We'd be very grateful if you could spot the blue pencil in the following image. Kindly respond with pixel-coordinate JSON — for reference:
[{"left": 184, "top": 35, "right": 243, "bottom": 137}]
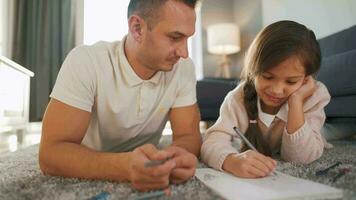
[
  {"left": 89, "top": 191, "right": 110, "bottom": 200},
  {"left": 129, "top": 190, "right": 167, "bottom": 200}
]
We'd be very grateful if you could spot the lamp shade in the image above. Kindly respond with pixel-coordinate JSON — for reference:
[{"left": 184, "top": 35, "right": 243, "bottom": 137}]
[{"left": 207, "top": 23, "right": 240, "bottom": 55}]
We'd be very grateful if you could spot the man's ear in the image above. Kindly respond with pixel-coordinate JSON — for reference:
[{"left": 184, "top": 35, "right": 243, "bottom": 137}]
[{"left": 128, "top": 15, "right": 145, "bottom": 42}]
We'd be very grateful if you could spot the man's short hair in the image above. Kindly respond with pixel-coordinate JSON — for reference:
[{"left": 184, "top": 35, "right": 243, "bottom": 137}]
[{"left": 127, "top": 0, "right": 198, "bottom": 29}]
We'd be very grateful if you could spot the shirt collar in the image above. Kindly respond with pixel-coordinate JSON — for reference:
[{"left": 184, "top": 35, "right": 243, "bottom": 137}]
[
  {"left": 118, "top": 35, "right": 163, "bottom": 87},
  {"left": 257, "top": 97, "right": 288, "bottom": 127}
]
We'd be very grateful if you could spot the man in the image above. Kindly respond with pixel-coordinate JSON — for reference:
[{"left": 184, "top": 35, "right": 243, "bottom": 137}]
[{"left": 39, "top": 0, "right": 201, "bottom": 191}]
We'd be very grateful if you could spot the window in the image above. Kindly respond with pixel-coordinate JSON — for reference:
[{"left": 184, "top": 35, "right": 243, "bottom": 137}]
[{"left": 84, "top": 0, "right": 130, "bottom": 45}]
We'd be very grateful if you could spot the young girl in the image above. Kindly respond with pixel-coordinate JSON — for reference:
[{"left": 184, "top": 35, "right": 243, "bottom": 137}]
[{"left": 201, "top": 20, "right": 331, "bottom": 178}]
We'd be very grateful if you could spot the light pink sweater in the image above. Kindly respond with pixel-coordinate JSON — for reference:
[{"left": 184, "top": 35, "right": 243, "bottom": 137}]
[{"left": 201, "top": 81, "right": 331, "bottom": 171}]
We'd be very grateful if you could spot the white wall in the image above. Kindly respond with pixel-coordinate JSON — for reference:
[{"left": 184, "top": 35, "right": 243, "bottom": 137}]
[
  {"left": 201, "top": 0, "right": 262, "bottom": 78},
  {"left": 233, "top": 0, "right": 262, "bottom": 77},
  {"left": 201, "top": 0, "right": 356, "bottom": 78},
  {"left": 262, "top": 0, "right": 356, "bottom": 39},
  {"left": 201, "top": 0, "right": 235, "bottom": 78}
]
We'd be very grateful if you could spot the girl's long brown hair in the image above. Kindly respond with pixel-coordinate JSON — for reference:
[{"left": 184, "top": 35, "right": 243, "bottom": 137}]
[{"left": 240, "top": 20, "right": 321, "bottom": 155}]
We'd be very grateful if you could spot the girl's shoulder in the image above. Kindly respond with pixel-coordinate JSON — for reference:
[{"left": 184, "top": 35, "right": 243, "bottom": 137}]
[
  {"left": 316, "top": 80, "right": 330, "bottom": 93},
  {"left": 225, "top": 81, "right": 246, "bottom": 103},
  {"left": 314, "top": 81, "right": 331, "bottom": 100},
  {"left": 304, "top": 81, "right": 331, "bottom": 110}
]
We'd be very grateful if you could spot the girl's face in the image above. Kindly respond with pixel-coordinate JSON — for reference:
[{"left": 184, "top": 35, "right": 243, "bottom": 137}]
[{"left": 255, "top": 56, "right": 306, "bottom": 114}]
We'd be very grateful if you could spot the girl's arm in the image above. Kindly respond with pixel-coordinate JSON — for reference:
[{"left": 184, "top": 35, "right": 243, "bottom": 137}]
[
  {"left": 201, "top": 86, "right": 276, "bottom": 177},
  {"left": 281, "top": 80, "right": 331, "bottom": 164},
  {"left": 286, "top": 77, "right": 317, "bottom": 133},
  {"left": 200, "top": 91, "right": 243, "bottom": 170}
]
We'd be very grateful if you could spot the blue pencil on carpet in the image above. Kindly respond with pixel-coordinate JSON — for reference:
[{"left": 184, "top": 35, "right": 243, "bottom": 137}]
[
  {"left": 129, "top": 188, "right": 171, "bottom": 200},
  {"left": 89, "top": 191, "right": 110, "bottom": 200}
]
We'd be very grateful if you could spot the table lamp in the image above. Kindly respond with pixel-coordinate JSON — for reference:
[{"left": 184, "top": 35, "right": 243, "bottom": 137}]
[{"left": 207, "top": 23, "right": 240, "bottom": 78}]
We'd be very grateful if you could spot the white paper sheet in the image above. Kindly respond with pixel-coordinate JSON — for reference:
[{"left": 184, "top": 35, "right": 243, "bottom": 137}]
[{"left": 195, "top": 168, "right": 343, "bottom": 200}]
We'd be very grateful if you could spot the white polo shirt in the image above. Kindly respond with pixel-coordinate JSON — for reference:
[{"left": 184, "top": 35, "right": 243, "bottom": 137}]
[{"left": 50, "top": 38, "right": 197, "bottom": 152}]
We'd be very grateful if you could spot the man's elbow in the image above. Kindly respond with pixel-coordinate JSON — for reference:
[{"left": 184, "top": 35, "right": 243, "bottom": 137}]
[
  {"left": 38, "top": 146, "right": 54, "bottom": 175},
  {"left": 195, "top": 136, "right": 203, "bottom": 157},
  {"left": 189, "top": 132, "right": 202, "bottom": 157}
]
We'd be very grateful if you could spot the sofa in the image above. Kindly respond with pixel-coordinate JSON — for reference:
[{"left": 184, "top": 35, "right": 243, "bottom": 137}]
[
  {"left": 197, "top": 25, "right": 356, "bottom": 138},
  {"left": 196, "top": 77, "right": 238, "bottom": 121},
  {"left": 317, "top": 25, "right": 356, "bottom": 139}
]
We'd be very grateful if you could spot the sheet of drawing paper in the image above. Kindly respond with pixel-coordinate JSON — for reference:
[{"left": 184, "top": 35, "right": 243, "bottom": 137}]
[{"left": 195, "top": 168, "right": 343, "bottom": 200}]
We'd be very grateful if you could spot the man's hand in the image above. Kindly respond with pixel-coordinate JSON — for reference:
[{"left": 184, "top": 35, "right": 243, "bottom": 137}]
[
  {"left": 165, "top": 146, "right": 198, "bottom": 184},
  {"left": 128, "top": 144, "right": 176, "bottom": 191}
]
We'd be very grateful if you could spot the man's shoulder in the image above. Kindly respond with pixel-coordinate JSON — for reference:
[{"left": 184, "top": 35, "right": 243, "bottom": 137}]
[
  {"left": 78, "top": 41, "right": 121, "bottom": 56},
  {"left": 91, "top": 40, "right": 120, "bottom": 49},
  {"left": 65, "top": 41, "right": 121, "bottom": 71}
]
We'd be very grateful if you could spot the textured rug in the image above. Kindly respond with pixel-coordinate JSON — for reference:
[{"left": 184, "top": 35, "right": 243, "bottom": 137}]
[{"left": 0, "top": 138, "right": 355, "bottom": 200}]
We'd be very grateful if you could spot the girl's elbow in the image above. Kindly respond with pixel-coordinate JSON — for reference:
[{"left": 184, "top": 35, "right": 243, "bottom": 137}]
[
  {"left": 282, "top": 146, "right": 324, "bottom": 164},
  {"left": 291, "top": 148, "right": 324, "bottom": 164},
  {"left": 304, "top": 147, "right": 324, "bottom": 164}
]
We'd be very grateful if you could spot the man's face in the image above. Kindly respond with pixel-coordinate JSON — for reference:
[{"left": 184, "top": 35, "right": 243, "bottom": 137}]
[{"left": 138, "top": 0, "right": 196, "bottom": 72}]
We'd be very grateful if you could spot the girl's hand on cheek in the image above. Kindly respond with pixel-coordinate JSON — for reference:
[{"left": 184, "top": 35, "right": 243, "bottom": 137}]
[{"left": 289, "top": 76, "right": 317, "bottom": 104}]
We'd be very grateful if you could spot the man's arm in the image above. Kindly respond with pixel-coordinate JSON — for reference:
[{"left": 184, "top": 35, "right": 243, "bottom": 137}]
[
  {"left": 165, "top": 103, "right": 201, "bottom": 184},
  {"left": 168, "top": 103, "right": 202, "bottom": 156},
  {"left": 39, "top": 99, "right": 176, "bottom": 191},
  {"left": 39, "top": 99, "right": 132, "bottom": 181}
]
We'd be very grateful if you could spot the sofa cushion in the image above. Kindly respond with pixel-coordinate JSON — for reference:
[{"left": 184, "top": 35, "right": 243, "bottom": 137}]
[
  {"left": 317, "top": 49, "right": 356, "bottom": 97},
  {"left": 197, "top": 78, "right": 238, "bottom": 121},
  {"left": 318, "top": 25, "right": 356, "bottom": 57},
  {"left": 322, "top": 117, "right": 356, "bottom": 140},
  {"left": 324, "top": 95, "right": 356, "bottom": 118}
]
